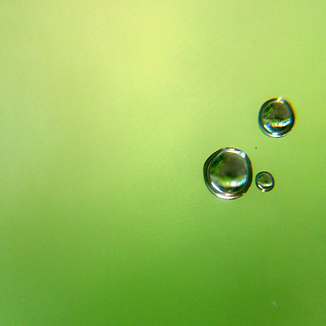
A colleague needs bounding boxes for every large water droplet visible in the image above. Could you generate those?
[255,171,275,192]
[258,98,295,137]
[203,147,253,200]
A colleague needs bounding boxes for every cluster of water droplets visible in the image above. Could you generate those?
[203,98,295,199]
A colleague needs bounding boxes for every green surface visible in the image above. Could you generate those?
[1,1,326,325]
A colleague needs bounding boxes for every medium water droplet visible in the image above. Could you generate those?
[203,147,253,200]
[255,171,275,192]
[258,98,295,137]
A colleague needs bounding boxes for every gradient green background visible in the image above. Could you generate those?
[1,1,326,325]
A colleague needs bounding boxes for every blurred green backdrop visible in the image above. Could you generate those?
[1,1,326,325]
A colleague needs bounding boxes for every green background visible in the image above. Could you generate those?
[1,1,326,325]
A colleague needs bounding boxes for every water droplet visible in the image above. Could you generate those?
[203,147,253,200]
[255,171,275,192]
[258,98,295,137]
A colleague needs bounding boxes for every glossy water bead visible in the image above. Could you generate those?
[255,171,275,192]
[258,98,295,137]
[203,147,253,200]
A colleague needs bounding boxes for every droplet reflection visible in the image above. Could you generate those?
[255,171,275,192]
[258,98,295,137]
[203,147,253,200]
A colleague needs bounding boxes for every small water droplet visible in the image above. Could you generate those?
[258,98,295,137]
[203,147,253,200]
[255,171,275,192]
